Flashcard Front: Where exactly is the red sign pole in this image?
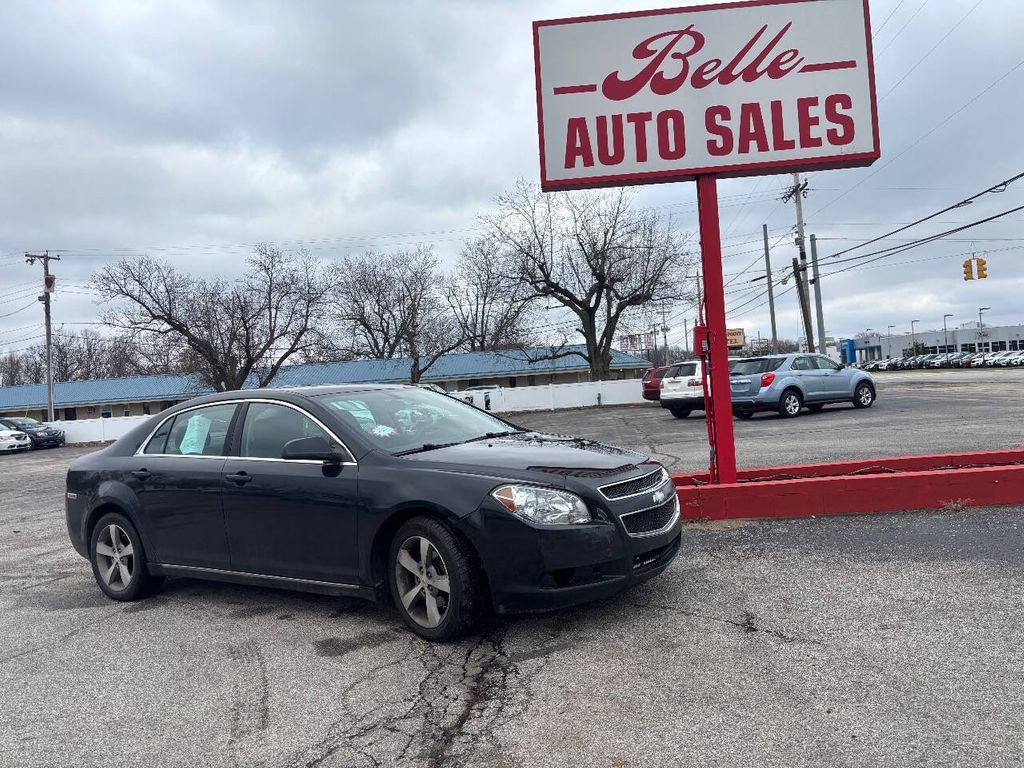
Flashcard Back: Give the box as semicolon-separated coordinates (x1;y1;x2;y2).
696;174;737;485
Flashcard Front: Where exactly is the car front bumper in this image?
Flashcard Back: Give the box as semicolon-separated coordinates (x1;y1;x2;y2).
468;501;682;615
0;438;30;452
27;432;65;448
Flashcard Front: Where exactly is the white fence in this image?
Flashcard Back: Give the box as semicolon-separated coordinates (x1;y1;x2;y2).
49;415;150;445
51;380;646;445
452;379;645;414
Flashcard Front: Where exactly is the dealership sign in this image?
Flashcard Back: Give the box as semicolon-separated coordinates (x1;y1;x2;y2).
533;0;879;190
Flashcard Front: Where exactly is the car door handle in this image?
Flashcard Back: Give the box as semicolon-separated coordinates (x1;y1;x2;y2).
131;469;151;480
225;472;253;485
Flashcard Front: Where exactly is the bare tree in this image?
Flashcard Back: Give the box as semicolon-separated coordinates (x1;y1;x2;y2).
485;180;694;380
333;246;468;382
92;244;331;391
447;237;536;351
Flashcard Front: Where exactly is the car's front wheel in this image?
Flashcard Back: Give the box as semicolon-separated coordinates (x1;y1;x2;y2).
853;382;875;409
89;512;161;601
670;408;691;419
389;517;485;642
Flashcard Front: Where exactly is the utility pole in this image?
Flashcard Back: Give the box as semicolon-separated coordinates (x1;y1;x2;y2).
762;224;778;353
782;173;815;352
809;234;827;355
660;303;669;355
682;318;689;357
25;251;61;422
791;257;813;352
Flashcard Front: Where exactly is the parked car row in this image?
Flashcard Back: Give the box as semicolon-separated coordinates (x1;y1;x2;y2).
0;416;66;454
859;350;1024;371
655;353;876;420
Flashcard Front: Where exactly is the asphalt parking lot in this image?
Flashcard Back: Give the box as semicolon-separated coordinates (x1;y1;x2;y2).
1;369;1022;767
514;368;1024;470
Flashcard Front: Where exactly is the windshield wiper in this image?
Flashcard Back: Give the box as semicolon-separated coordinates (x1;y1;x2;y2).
394;441;463;456
466;430;526;442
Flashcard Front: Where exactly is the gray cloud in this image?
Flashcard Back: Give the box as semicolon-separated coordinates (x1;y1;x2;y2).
1;0;1023;352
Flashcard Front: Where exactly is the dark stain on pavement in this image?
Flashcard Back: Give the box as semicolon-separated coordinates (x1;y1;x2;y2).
314;630;399;659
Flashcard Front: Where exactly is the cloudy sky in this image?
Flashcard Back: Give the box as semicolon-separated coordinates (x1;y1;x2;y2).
1;0;1022;356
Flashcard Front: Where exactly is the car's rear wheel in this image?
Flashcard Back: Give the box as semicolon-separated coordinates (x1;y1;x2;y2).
389;517;484;642
778;389;803;418
670;408;691;419
89;512;160;601
853;382;875;409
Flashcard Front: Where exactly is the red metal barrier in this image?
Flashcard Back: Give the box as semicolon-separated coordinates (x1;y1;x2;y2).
673;450;1024;521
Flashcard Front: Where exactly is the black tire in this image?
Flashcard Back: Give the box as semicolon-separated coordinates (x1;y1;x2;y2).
807;404;824;413
778;389;803;418
670;408;691;419
734;410;754;420
388;516;485;642
853;382;875;409
89;512;160;601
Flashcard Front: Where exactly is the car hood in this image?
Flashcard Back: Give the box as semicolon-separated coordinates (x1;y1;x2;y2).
405;431;647;474
0;429;26;438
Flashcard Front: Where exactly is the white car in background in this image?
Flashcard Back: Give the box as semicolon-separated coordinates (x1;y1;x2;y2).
659;360;706;419
0;428;31;454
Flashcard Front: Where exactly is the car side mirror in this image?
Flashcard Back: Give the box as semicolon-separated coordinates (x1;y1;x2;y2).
282;436;346;463
837;364;845;370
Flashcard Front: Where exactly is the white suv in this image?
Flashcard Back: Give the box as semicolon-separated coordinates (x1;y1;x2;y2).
659;360;706;419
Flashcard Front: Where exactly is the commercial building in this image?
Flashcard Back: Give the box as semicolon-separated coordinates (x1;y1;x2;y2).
851;322;1024;362
0;346;651;421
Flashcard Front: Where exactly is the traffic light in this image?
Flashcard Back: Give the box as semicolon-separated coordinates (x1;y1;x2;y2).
976;257;988;279
962;259;974;281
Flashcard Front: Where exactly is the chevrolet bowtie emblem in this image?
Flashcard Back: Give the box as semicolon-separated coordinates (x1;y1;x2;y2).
652;489;666;504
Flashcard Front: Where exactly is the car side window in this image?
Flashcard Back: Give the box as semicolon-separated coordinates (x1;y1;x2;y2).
162;404;238;456
143;418;174;454
814;356;842;371
241;402;333;460
791;356;814;371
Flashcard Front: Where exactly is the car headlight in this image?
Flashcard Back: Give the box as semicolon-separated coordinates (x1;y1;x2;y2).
491;485;591;525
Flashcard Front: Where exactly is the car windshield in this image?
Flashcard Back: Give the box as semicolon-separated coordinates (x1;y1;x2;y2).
315;388;521;456
7;417;41;427
730;358;785;375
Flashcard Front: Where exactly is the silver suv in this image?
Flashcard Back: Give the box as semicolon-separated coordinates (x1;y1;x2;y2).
730;353;876;420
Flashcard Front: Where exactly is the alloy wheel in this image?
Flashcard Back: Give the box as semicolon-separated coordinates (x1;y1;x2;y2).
784;394;801;416
94;523;134;592
394;535;451;629
858;386;873;406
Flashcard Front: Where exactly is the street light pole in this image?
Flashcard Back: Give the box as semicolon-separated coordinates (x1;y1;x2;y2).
887;324;895;359
943;313;953;354
864;328;874;363
979;307;991;354
911;319;920;354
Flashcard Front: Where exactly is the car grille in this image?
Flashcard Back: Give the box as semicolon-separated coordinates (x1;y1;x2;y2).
620;496;679;536
599;468;665;500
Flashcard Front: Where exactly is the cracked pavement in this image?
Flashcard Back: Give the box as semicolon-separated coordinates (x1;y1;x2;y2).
2;369;1023;766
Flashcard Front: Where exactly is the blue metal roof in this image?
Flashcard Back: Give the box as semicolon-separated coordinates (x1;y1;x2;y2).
272;346;652;387
0;346;651;411
0;374;209;413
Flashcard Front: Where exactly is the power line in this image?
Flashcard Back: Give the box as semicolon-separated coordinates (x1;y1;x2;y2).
874;0;931;58
824;172;1024;261
809;54;1024;220
878;0;985;102
0;299;38;320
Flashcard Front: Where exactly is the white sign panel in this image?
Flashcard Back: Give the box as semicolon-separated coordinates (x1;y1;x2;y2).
533;0;880;190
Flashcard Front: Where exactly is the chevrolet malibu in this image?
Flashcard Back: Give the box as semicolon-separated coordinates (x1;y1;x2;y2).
65;385;681;641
